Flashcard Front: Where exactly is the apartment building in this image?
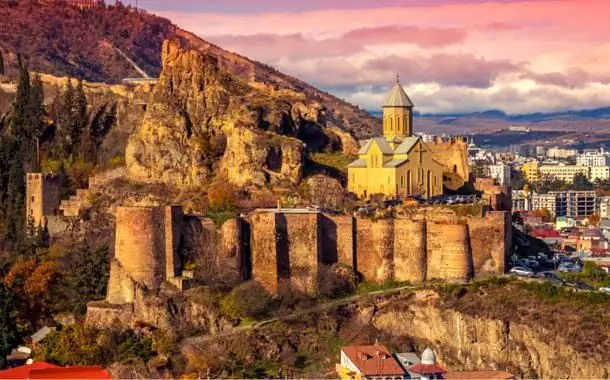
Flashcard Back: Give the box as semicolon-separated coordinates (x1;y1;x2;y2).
539;164;588;183
488;164;511;186
547;147;578;159
512;190;531;211
522;161;540;183
532;193;558;218
576;149;610;167
590;166;610;181
531;191;597;219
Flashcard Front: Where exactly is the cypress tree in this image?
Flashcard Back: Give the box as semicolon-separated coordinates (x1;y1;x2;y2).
0;284;20;370
11;64;30;145
0;50;4;76
73;79;87;158
58;80;75;159
27;73;45;170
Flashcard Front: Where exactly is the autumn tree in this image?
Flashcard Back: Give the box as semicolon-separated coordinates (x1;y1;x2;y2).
207;181;238;212
220;281;272;319
587;214;601;226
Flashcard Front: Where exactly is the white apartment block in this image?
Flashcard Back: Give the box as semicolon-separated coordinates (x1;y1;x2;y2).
546;147;578;159
600;197;610;219
576;150;610;167
532;193;558;218
590;166;610;181
539;164;588;183
488;164;511;186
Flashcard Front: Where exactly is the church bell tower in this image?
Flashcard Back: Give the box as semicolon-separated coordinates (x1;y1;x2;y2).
382;75;414;142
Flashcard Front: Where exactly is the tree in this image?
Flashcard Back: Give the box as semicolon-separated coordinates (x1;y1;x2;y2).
72;80;87;159
573;173;594;191
207;181;238;212
587;214;601;226
0;49;4;76
26;73;45;170
0;284;20;369
35;325;102;366
11;62;30;146
220;281;272;319
57;80;75;159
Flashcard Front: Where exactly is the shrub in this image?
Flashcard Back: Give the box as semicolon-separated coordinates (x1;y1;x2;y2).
109;154;125;168
67;159;95;189
317;264;356;298
207;181;238;213
220;281;272;320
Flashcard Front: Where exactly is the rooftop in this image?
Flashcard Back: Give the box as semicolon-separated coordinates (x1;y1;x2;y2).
341;345;405;377
383;79;414;108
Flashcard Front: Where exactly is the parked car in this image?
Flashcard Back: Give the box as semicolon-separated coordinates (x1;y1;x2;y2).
539;272;566;286
509;266;535;277
558;262;581;273
599;287;610;293
523;258;540;268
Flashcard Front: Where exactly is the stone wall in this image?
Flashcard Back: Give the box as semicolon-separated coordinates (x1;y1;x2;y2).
426;137;470;183
355;218;376;282
250;213;279;294
220;217;246;283
106;259;137;304
426;223;472;282
394;220;426;283
284;213;321;295
467;212;511;276
321;215;354;268
26;172;60;227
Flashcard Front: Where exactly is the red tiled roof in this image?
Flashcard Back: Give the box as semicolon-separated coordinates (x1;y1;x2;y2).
341;345;405;376
28;366;111;379
0;362;58;380
409;363;447;375
530;229;560;238
444;370;515;379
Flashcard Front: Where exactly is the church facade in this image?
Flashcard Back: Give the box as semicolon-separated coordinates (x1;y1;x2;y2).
347;80;445;199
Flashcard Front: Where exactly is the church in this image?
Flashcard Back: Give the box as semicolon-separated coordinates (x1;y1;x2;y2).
347;79;445;199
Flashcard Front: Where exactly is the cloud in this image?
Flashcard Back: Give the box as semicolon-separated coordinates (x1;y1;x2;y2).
207;25;466;62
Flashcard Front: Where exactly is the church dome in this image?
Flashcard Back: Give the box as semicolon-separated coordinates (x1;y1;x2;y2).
384;79;414;108
421;347;436;365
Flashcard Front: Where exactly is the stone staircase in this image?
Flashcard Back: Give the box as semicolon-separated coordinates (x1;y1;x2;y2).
59;167;127;217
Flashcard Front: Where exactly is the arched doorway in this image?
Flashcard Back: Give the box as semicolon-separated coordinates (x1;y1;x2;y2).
427;170;433;198
453;164;458;173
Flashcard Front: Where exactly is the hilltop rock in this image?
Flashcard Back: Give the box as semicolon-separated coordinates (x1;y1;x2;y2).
126;40;354;189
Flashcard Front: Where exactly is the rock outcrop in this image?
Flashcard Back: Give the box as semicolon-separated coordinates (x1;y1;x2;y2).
126;39;359;189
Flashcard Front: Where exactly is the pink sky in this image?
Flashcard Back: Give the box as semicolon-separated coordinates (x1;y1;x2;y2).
149;0;610;114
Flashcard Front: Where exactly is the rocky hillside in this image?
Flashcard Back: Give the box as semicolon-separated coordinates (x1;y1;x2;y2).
126;40;358;189
0;1;378;138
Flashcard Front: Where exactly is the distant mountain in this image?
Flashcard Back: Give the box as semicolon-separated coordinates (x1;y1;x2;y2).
369;107;610;122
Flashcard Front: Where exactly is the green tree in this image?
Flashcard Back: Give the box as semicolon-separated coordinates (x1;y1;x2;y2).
36;325;102;366
11;63;30;146
72;79;87;159
27;73;45;170
573;173;594;191
220;281;272;320
57;80;75;159
0;283;20;369
0;49;4;76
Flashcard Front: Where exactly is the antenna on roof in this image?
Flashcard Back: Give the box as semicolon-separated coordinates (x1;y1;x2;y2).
396;73;400;83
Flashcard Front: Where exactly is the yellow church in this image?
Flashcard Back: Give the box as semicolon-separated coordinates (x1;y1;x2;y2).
347;79;444;199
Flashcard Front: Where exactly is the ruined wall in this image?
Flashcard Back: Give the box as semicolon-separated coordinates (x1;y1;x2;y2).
426;137;470;183
321;215;355;268
285;213;321;295
372;220;394;283
165;206;184;280
250;213;279;294
106;259;137;304
394;220;427;283
426;223;472;282
220;218;245;283
467;212;510;276
355;218;376;282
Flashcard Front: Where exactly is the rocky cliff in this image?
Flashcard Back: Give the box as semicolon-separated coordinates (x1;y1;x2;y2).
126;40;357;189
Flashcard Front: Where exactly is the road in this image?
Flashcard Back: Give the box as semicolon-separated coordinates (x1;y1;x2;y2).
184;283;421;347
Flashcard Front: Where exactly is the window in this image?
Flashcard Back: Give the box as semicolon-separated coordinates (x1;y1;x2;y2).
401;176;404;187
31;196;35;203
30;209;33;215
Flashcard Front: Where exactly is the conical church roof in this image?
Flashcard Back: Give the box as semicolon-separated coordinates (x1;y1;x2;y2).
383;79;414;108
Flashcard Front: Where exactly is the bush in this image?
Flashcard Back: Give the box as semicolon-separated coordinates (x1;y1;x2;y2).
109;155;125;168
220;281;272;320
67;159;95;189
35;325;102;366
317;264;356;298
207;181;238;213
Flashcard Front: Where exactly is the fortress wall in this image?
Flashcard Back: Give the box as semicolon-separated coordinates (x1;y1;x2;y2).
467;212;510;276
250;213;279;294
115;206;167;289
106;258;137;304
165;206;183;279
356;218;376;282
321;215;355;269
426;139;470;182
42;175;61;218
372;219;394;283
220;217;245;283
394;220;427;283
426;223;472;282
285;213;321;295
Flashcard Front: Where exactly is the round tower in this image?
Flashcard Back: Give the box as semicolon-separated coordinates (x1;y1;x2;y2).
437;224;473;282
393;220;426;283
115;206;166;289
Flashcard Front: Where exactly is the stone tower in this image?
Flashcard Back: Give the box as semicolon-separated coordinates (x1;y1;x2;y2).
26;173;60;228
383;76;414;142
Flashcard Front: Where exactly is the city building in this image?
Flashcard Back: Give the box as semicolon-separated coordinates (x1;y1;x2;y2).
599;197;610;218
488;164;511;186
337;344;406;380
0;362;111;379
532;193;558;218
590;166;610;181
535;145;547;157
576;149;610;167
539;164;588;183
552;191;597;219
546;146;578;159
522;161;540;183
509;125;531;133
348;80;445;199
512;190;531;212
